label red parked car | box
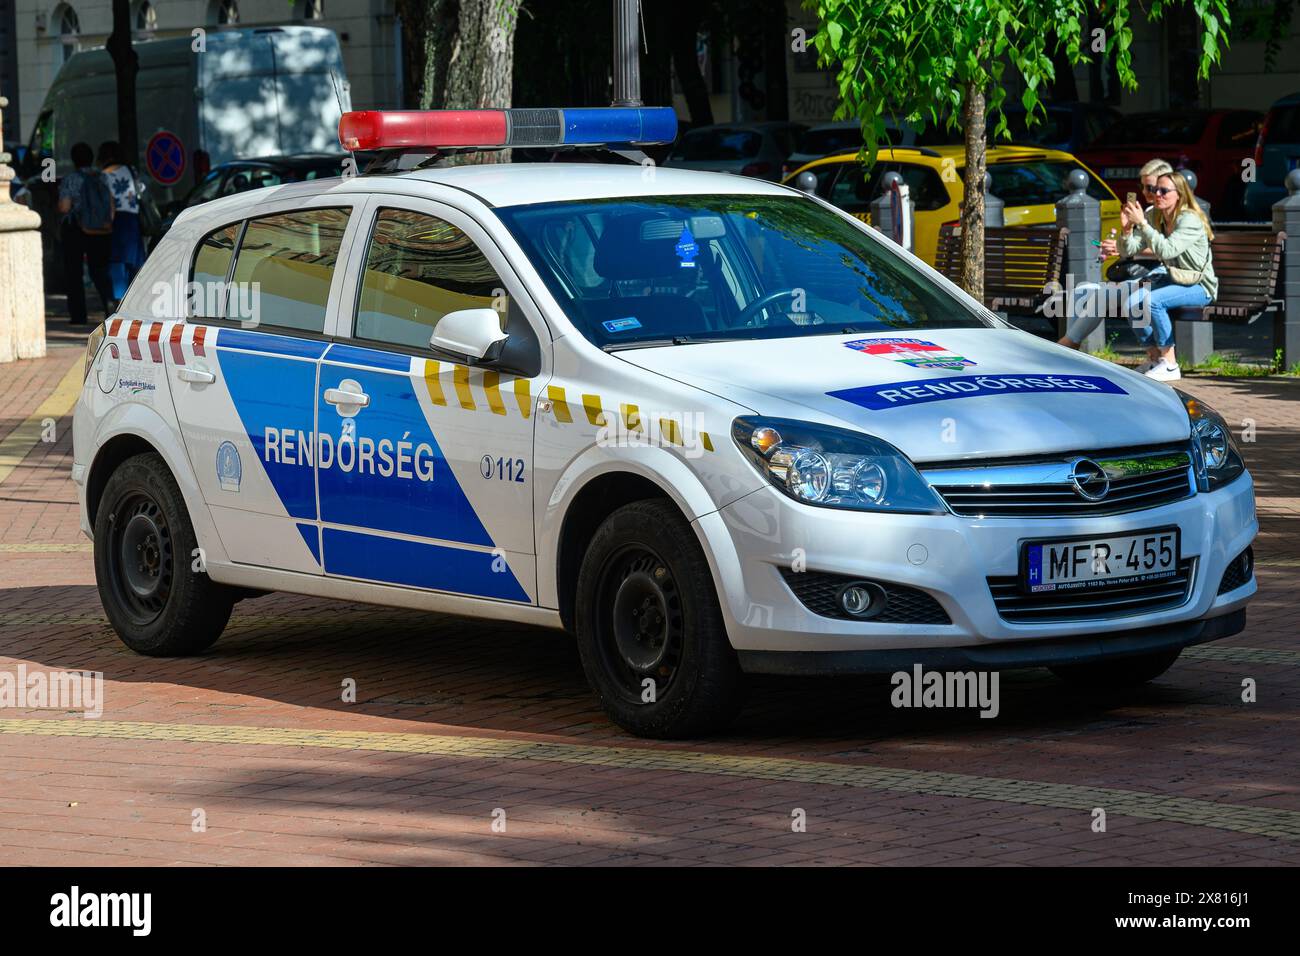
[1075,109,1261,218]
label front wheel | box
[94,452,234,656]
[1049,649,1181,688]
[574,499,747,738]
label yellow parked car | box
[782,145,1121,267]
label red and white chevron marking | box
[106,319,213,365]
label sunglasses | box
[1142,184,1176,196]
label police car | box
[71,107,1257,738]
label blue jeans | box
[1127,275,1211,350]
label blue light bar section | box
[558,108,678,146]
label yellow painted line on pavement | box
[1,717,1298,839]
[1182,645,1300,665]
[0,360,84,486]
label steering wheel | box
[734,289,801,328]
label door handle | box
[176,366,216,384]
[324,386,370,408]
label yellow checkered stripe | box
[2,718,1298,839]
[419,359,716,452]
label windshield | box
[981,161,1114,205]
[1093,113,1208,146]
[495,194,992,350]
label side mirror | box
[429,308,509,365]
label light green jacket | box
[1119,208,1218,302]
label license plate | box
[1022,528,1180,593]
[1105,166,1139,179]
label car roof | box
[805,144,1078,166]
[176,162,794,222]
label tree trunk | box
[106,0,139,167]
[959,80,986,301]
[668,2,712,126]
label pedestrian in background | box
[98,141,147,307]
[1116,169,1217,381]
[1057,158,1176,356]
[56,141,115,326]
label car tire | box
[574,499,747,738]
[94,452,234,656]
[1049,649,1181,688]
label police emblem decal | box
[844,337,976,371]
[216,441,242,492]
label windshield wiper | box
[602,335,736,352]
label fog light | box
[837,581,887,619]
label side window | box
[828,163,883,213]
[229,207,350,333]
[1217,113,1259,149]
[189,222,240,318]
[896,165,951,212]
[354,208,506,351]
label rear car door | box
[314,197,548,605]
[168,203,359,573]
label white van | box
[25,24,350,202]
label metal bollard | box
[984,172,1004,228]
[869,171,914,251]
[1180,168,1212,219]
[1272,169,1300,370]
[1055,168,1103,351]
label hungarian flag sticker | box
[844,337,977,371]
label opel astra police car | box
[71,107,1257,738]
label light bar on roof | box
[338,107,678,152]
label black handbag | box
[1106,257,1160,283]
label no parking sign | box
[146,130,186,186]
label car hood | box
[616,328,1192,463]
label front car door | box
[314,196,549,605]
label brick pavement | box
[0,338,1297,865]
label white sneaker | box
[1144,360,1181,382]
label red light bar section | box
[339,110,508,151]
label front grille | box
[1217,547,1254,594]
[988,558,1196,623]
[779,568,951,624]
[925,447,1194,518]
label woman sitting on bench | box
[1058,166,1217,383]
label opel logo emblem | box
[1069,458,1110,501]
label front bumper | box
[740,608,1245,675]
[699,470,1257,664]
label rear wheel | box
[574,499,746,738]
[1049,649,1181,688]
[94,452,233,655]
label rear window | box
[227,208,350,332]
[1267,105,1300,144]
[797,127,861,157]
[190,223,240,318]
[670,129,761,161]
[1093,114,1209,146]
[978,161,1113,206]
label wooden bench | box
[934,224,1069,317]
[1167,229,1286,366]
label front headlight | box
[732,417,945,513]
[1177,390,1245,491]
